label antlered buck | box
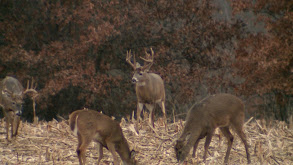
[0,76,37,141]
[126,48,166,128]
[69,109,137,165]
[175,93,251,164]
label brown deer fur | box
[174,93,251,164]
[126,49,166,128]
[69,109,136,165]
[0,76,37,141]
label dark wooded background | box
[0,0,292,122]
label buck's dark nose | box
[132,77,137,83]
[15,105,23,116]
[16,111,22,116]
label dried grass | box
[0,117,292,165]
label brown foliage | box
[0,0,292,121]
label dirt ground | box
[0,115,292,165]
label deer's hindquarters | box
[69,111,91,165]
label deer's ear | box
[130,149,136,158]
[2,89,11,97]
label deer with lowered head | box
[126,48,166,128]
[175,93,251,164]
[69,109,137,165]
[0,76,37,141]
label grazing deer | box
[175,93,251,164]
[126,48,166,128]
[0,76,37,141]
[69,109,137,165]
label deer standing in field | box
[0,76,38,141]
[126,48,166,128]
[69,109,137,165]
[174,93,251,164]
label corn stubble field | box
[0,116,292,165]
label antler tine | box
[23,78,38,95]
[32,78,38,90]
[132,50,136,69]
[26,79,29,90]
[31,78,35,89]
[140,48,154,63]
[26,78,36,89]
[126,50,136,70]
[140,48,154,71]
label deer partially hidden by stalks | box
[0,76,37,141]
[69,109,137,165]
[126,48,166,128]
[175,93,251,164]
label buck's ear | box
[2,89,13,98]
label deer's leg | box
[10,120,13,139]
[97,142,103,165]
[145,104,155,128]
[5,118,10,140]
[6,111,14,140]
[76,134,83,165]
[234,124,251,164]
[159,101,167,128]
[137,103,143,123]
[220,127,234,164]
[192,138,201,157]
[77,134,92,165]
[12,115,21,138]
[107,142,119,165]
[232,112,251,164]
[203,131,214,162]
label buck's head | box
[1,77,38,116]
[1,89,24,116]
[126,48,154,86]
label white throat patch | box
[137,82,146,86]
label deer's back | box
[69,110,123,144]
[187,94,245,128]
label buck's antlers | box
[126,50,137,70]
[23,78,38,96]
[126,48,155,71]
[140,48,154,71]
